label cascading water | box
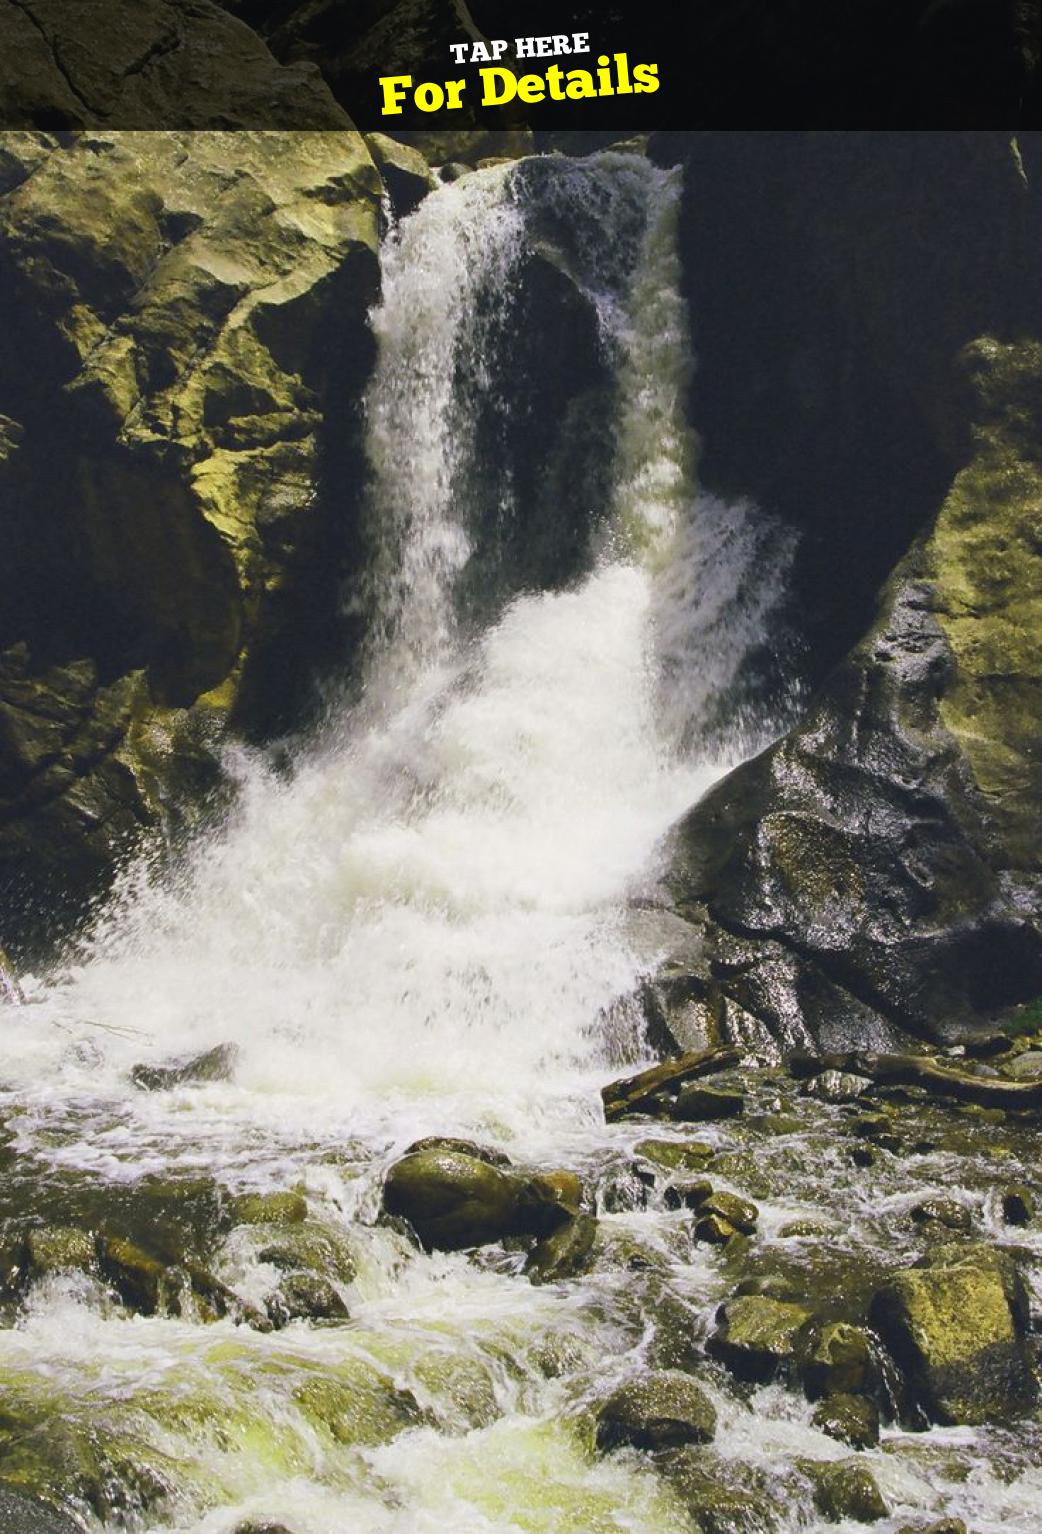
[0,151,1033,1534]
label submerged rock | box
[708,1296,813,1383]
[910,1198,972,1233]
[594,1370,717,1452]
[871,1242,1037,1424]
[381,1150,574,1251]
[131,1043,238,1092]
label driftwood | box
[789,1050,1042,1109]
[602,1046,740,1122]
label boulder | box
[672,1085,744,1122]
[267,1273,348,1325]
[381,1150,573,1252]
[26,1226,96,1278]
[131,1043,238,1091]
[708,1296,813,1383]
[364,133,435,217]
[798,1321,878,1400]
[524,1214,597,1285]
[811,1392,880,1449]
[633,1139,715,1173]
[594,1370,717,1452]
[803,1071,872,1103]
[699,1191,759,1234]
[1001,1184,1035,1225]
[801,1459,888,1522]
[663,1178,714,1211]
[402,1137,511,1167]
[230,1191,308,1227]
[871,1243,1037,1424]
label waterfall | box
[0,150,830,1534]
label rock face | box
[871,1243,1037,1425]
[0,130,382,948]
[662,341,1042,1051]
[0,1486,84,1534]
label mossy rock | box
[292,1361,424,1448]
[525,1214,597,1285]
[800,1458,888,1522]
[633,1139,716,1173]
[798,1321,879,1400]
[255,1220,358,1287]
[594,1370,717,1452]
[708,1296,813,1383]
[700,1191,758,1235]
[871,1242,1037,1424]
[655,1448,778,1534]
[673,1085,744,1122]
[230,1191,308,1228]
[25,1227,96,1280]
[382,1150,573,1252]
[267,1273,349,1326]
[811,1392,880,1449]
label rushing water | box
[0,151,1036,1534]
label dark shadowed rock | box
[801,1458,888,1522]
[594,1370,717,1452]
[267,1273,349,1325]
[132,1043,238,1091]
[524,1214,597,1285]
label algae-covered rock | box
[871,1242,1037,1424]
[402,1136,511,1167]
[1001,1184,1035,1225]
[801,1458,888,1522]
[524,1214,597,1285]
[26,1226,96,1279]
[798,1321,878,1400]
[267,1273,349,1325]
[594,1370,717,1452]
[230,1191,307,1227]
[910,1198,972,1233]
[700,1191,759,1235]
[708,1296,813,1383]
[663,1177,714,1211]
[634,1139,716,1173]
[382,1150,572,1252]
[811,1392,880,1449]
[654,1447,778,1534]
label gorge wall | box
[2,128,1042,1060]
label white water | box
[6,153,1023,1534]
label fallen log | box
[602,1046,741,1122]
[789,1050,1042,1109]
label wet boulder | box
[655,1448,778,1534]
[524,1214,597,1285]
[594,1370,717,1452]
[798,1321,879,1401]
[230,1191,308,1227]
[910,1198,972,1234]
[811,1392,881,1449]
[803,1070,872,1103]
[672,1084,744,1122]
[708,1296,813,1383]
[871,1242,1037,1424]
[801,1459,888,1522]
[634,1139,716,1173]
[131,1043,238,1092]
[699,1191,759,1235]
[381,1150,575,1252]
[1001,1184,1035,1225]
[267,1273,349,1326]
[402,1136,511,1167]
[26,1226,97,1280]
